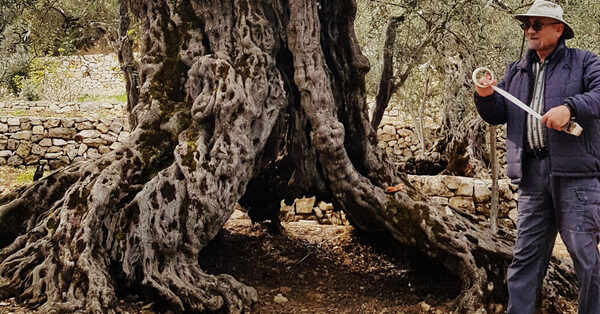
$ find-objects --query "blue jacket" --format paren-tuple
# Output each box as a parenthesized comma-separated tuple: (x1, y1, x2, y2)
(475, 40, 600, 184)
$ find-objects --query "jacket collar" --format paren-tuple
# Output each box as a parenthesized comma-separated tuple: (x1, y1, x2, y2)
(516, 39, 567, 71)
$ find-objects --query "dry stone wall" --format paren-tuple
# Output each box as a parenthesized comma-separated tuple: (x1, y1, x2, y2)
(407, 175, 518, 218)
(376, 120, 508, 176)
(376, 121, 426, 160)
(0, 101, 125, 117)
(0, 115, 129, 169)
(52, 54, 125, 96)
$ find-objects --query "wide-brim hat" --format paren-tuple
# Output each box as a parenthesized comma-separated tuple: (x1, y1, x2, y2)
(514, 0, 574, 39)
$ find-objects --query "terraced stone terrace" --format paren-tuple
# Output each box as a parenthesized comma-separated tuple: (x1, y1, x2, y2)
(0, 101, 129, 169)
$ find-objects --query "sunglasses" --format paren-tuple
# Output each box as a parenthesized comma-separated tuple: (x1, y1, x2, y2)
(519, 22, 561, 31)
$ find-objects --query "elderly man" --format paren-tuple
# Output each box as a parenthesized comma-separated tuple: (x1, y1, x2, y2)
(474, 1, 600, 313)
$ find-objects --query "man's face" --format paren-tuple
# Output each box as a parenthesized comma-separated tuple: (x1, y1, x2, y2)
(523, 17, 564, 53)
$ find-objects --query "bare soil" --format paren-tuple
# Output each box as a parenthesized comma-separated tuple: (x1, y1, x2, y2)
(199, 216, 461, 314)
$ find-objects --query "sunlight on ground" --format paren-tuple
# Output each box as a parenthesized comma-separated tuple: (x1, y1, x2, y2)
(0, 166, 36, 192)
(0, 166, 52, 196)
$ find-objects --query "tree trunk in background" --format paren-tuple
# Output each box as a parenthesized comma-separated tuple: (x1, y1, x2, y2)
(371, 16, 404, 130)
(409, 57, 490, 178)
(116, 0, 140, 129)
(0, 0, 577, 312)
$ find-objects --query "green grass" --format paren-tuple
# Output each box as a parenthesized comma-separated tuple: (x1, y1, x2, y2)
(76, 94, 101, 102)
(14, 167, 35, 184)
(0, 109, 31, 117)
(77, 93, 127, 103)
(112, 93, 127, 102)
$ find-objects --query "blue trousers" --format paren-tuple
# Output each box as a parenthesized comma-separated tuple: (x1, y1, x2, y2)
(507, 155, 600, 314)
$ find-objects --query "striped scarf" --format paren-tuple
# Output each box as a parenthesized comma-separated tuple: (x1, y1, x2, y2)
(525, 60, 548, 150)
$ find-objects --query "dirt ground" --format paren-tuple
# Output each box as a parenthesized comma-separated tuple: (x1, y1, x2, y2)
(199, 216, 461, 314)
(0, 212, 461, 314)
(0, 167, 579, 314)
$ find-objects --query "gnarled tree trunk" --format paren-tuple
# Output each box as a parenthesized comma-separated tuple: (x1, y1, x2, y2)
(406, 57, 491, 178)
(0, 0, 576, 313)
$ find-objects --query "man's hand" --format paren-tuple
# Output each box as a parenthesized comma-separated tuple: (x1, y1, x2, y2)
(475, 72, 496, 97)
(541, 105, 571, 131)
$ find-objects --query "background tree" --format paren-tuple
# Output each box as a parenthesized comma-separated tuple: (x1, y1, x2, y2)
(0, 0, 120, 97)
(0, 0, 33, 94)
(0, 0, 588, 312)
(356, 0, 600, 177)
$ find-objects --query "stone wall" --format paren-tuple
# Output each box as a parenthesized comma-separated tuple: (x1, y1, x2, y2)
(0, 101, 125, 117)
(376, 119, 508, 176)
(376, 121, 426, 160)
(279, 197, 350, 226)
(407, 175, 518, 218)
(52, 54, 125, 96)
(279, 175, 519, 227)
(0, 116, 129, 169)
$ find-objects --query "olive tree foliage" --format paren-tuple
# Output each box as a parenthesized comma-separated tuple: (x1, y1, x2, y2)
(354, 0, 600, 176)
(561, 0, 600, 55)
(8, 0, 119, 55)
(355, 0, 524, 101)
(354, 0, 522, 177)
(0, 0, 120, 96)
(0, 1, 33, 94)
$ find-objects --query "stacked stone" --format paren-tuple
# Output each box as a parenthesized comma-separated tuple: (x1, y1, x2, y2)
(54, 54, 125, 96)
(375, 121, 508, 175)
(0, 116, 130, 169)
(376, 123, 422, 160)
(280, 197, 349, 226)
(0, 101, 126, 117)
(277, 176, 517, 228)
(407, 174, 518, 218)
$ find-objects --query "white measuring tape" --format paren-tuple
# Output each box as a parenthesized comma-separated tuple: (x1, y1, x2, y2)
(472, 67, 582, 136)
(472, 67, 494, 89)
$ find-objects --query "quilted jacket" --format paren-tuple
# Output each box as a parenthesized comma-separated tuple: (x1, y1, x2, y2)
(474, 40, 600, 183)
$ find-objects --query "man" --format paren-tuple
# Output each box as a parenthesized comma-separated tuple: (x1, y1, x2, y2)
(474, 1, 600, 313)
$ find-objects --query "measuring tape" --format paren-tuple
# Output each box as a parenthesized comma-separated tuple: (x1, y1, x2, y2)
(472, 67, 582, 136)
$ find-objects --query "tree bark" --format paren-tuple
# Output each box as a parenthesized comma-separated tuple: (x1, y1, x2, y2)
(371, 16, 403, 130)
(0, 0, 577, 313)
(116, 0, 140, 129)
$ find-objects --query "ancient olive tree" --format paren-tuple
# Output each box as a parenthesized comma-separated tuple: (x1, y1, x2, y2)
(0, 0, 577, 312)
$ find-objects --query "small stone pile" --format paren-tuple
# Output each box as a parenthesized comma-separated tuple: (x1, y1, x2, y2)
(0, 116, 129, 169)
(280, 197, 350, 225)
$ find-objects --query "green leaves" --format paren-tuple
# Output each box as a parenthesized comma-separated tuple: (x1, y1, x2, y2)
(1, 0, 120, 57)
(0, 0, 121, 96)
(355, 0, 600, 125)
